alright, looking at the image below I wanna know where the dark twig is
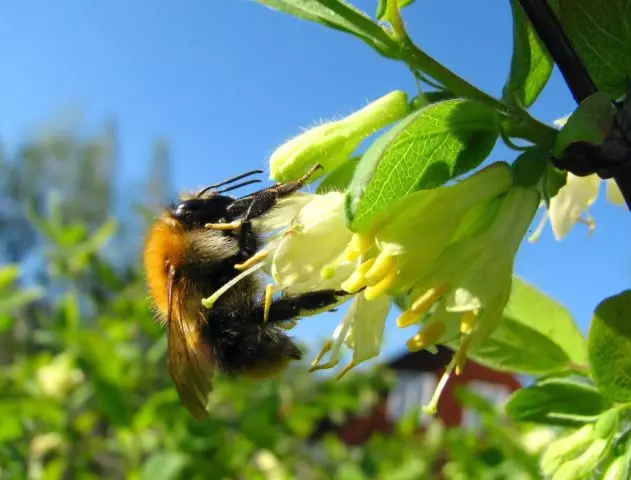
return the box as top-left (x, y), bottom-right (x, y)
top-left (518, 0), bottom-right (631, 210)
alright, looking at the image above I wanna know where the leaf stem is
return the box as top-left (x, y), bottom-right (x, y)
top-left (399, 39), bottom-right (558, 146)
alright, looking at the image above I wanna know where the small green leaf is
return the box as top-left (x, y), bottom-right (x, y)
top-left (512, 146), bottom-right (549, 187)
top-left (141, 452), bottom-right (188, 480)
top-left (503, 0), bottom-right (554, 108)
top-left (588, 290), bottom-right (631, 403)
top-left (560, 0), bottom-right (631, 99)
top-left (554, 92), bottom-right (617, 156)
top-left (345, 99), bottom-right (498, 232)
top-left (506, 377), bottom-right (609, 426)
top-left (0, 287), bottom-right (43, 315)
top-left (256, 0), bottom-right (396, 56)
top-left (316, 157), bottom-right (360, 193)
top-left (376, 0), bottom-right (415, 21)
top-left (0, 265), bottom-right (20, 291)
top-left (463, 277), bottom-right (587, 374)
top-left (93, 378), bottom-right (130, 426)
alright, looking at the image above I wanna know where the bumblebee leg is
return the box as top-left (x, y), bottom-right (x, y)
top-left (257, 289), bottom-right (351, 325)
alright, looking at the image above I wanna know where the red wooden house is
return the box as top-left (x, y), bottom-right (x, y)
top-left (315, 346), bottom-right (522, 446)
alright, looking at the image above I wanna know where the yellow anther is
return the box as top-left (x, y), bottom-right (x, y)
top-left (364, 268), bottom-right (398, 300)
top-left (263, 284), bottom-right (275, 323)
top-left (454, 335), bottom-right (473, 376)
top-left (397, 309), bottom-right (421, 328)
top-left (357, 257), bottom-right (376, 275)
top-left (460, 310), bottom-right (478, 335)
top-left (310, 341), bottom-right (333, 367)
top-left (406, 321), bottom-right (446, 352)
top-left (341, 233), bottom-right (373, 262)
top-left (364, 253), bottom-right (396, 285)
top-left (410, 284), bottom-right (450, 315)
top-left (341, 270), bottom-right (368, 294)
top-left (235, 250), bottom-right (270, 271)
top-left (205, 220), bottom-right (242, 231)
top-left (336, 361), bottom-right (357, 380)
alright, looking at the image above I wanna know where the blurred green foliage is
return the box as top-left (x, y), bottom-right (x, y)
top-left (0, 118), bottom-right (546, 479)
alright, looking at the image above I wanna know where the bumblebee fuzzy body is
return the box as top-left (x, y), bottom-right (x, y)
top-left (143, 167), bottom-right (347, 419)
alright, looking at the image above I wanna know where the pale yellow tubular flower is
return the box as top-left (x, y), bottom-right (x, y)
top-left (328, 162), bottom-right (514, 301)
top-left (310, 293), bottom-right (392, 376)
top-left (606, 178), bottom-right (625, 206)
top-left (269, 192), bottom-right (355, 293)
top-left (395, 186), bottom-right (540, 413)
top-left (548, 173), bottom-right (601, 240)
top-left (269, 90), bottom-right (410, 183)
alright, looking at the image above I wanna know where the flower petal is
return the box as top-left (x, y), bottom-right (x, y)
top-left (549, 173), bottom-right (601, 240)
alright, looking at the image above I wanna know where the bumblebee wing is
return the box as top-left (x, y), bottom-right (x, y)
top-left (167, 272), bottom-right (214, 420)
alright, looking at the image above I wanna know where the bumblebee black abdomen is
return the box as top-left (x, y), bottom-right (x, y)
top-left (202, 303), bottom-right (302, 379)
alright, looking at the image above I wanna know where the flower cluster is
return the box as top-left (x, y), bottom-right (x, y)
top-left (245, 161), bottom-right (540, 411)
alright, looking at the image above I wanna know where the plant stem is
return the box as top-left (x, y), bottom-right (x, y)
top-left (399, 39), bottom-right (558, 146)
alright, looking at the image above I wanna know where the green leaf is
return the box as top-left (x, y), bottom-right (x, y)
top-left (0, 287), bottom-right (43, 315)
top-left (560, 0), bottom-right (631, 99)
top-left (463, 277), bottom-right (587, 374)
top-left (141, 452), bottom-right (188, 480)
top-left (256, 0), bottom-right (397, 56)
top-left (554, 91), bottom-right (617, 156)
top-left (316, 157), bottom-right (360, 193)
top-left (345, 99), bottom-right (498, 232)
top-left (505, 377), bottom-right (609, 426)
top-left (588, 290), bottom-right (631, 403)
top-left (0, 265), bottom-right (20, 291)
top-left (93, 378), bottom-right (131, 426)
top-left (503, 0), bottom-right (554, 108)
top-left (376, 0), bottom-right (415, 21)
top-left (511, 146), bottom-right (548, 187)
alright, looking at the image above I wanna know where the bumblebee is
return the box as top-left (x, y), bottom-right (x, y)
top-left (143, 164), bottom-right (349, 419)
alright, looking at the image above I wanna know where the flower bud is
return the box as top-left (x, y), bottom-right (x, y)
top-left (541, 424), bottom-right (596, 476)
top-left (269, 90), bottom-right (409, 183)
top-left (603, 455), bottom-right (629, 480)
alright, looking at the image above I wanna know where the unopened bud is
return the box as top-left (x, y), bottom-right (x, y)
top-left (541, 424), bottom-right (595, 476)
top-left (603, 455), bottom-right (630, 480)
top-left (269, 91), bottom-right (409, 183)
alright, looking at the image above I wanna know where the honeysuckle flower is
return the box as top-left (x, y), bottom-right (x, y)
top-left (269, 90), bottom-right (410, 183)
top-left (269, 191), bottom-right (355, 293)
top-left (309, 293), bottom-right (392, 378)
top-left (529, 173), bottom-right (625, 242)
top-left (324, 162), bottom-right (515, 301)
top-left (36, 353), bottom-right (84, 400)
top-left (397, 186), bottom-right (540, 413)
top-left (529, 113), bottom-right (626, 242)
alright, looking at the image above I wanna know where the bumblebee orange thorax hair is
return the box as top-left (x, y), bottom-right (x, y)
top-left (144, 217), bottom-right (186, 320)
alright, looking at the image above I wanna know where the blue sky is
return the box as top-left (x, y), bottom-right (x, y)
top-left (1, 1), bottom-right (629, 365)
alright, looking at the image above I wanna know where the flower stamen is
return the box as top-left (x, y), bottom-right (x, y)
top-left (459, 310), bottom-right (478, 335)
top-left (409, 284), bottom-right (450, 316)
top-left (364, 268), bottom-right (398, 300)
top-left (364, 253), bottom-right (396, 285)
top-left (235, 250), bottom-right (270, 271)
top-left (406, 321), bottom-right (446, 352)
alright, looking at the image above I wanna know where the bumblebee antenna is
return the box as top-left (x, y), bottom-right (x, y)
top-left (196, 169), bottom-right (264, 197)
top-left (216, 179), bottom-right (263, 194)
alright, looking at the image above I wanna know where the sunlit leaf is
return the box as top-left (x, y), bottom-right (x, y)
top-left (560, 0), bottom-right (631, 99)
top-left (503, 0), bottom-right (553, 108)
top-left (461, 277), bottom-right (587, 374)
top-left (588, 289), bottom-right (631, 402)
top-left (256, 0), bottom-right (397, 56)
top-left (505, 377), bottom-right (608, 426)
top-left (141, 452), bottom-right (189, 480)
top-left (345, 99), bottom-right (498, 232)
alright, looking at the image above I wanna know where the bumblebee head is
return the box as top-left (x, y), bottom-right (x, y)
top-left (172, 195), bottom-right (235, 228)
